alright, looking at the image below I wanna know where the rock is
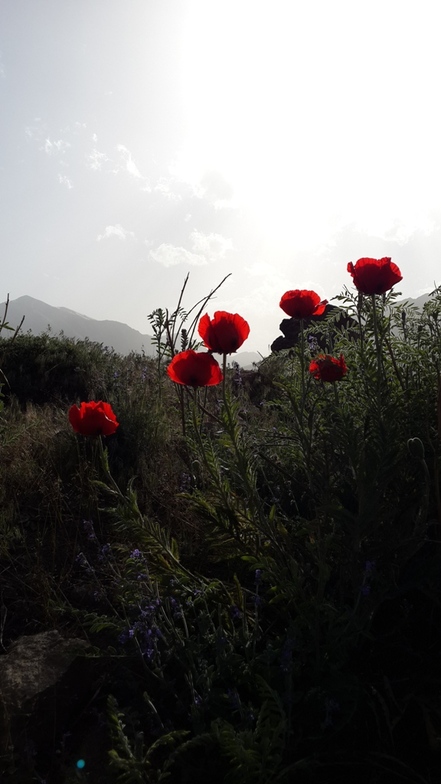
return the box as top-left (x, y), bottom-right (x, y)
top-left (271, 304), bottom-right (358, 353)
top-left (0, 630), bottom-right (90, 714)
top-left (0, 630), bottom-right (92, 780)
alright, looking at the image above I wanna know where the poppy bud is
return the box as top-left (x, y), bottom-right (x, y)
top-left (407, 437), bottom-right (425, 460)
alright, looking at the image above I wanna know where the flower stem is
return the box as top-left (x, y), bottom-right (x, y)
top-left (97, 435), bottom-right (125, 499)
top-left (299, 318), bottom-right (306, 407)
top-left (222, 352), bottom-right (227, 399)
top-left (179, 386), bottom-right (186, 438)
top-left (371, 294), bottom-right (383, 380)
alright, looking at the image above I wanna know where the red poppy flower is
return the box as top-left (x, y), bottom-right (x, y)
top-left (198, 311), bottom-right (250, 354)
top-left (69, 400), bottom-right (119, 436)
top-left (347, 257), bottom-right (402, 295)
top-left (309, 354), bottom-right (347, 383)
top-left (167, 350), bottom-right (223, 387)
top-left (279, 290), bottom-right (328, 319)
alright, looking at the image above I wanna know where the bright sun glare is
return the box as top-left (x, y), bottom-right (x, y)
top-left (177, 1), bottom-right (440, 249)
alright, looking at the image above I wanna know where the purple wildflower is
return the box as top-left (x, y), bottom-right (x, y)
top-left (82, 519), bottom-right (97, 541)
top-left (98, 543), bottom-right (111, 562)
top-left (179, 472), bottom-right (192, 492)
top-left (75, 552), bottom-right (94, 575)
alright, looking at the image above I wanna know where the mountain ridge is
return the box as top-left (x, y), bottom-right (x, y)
top-left (1, 293), bottom-right (434, 369)
top-left (0, 295), bottom-right (263, 368)
top-left (1, 295), bottom-right (157, 357)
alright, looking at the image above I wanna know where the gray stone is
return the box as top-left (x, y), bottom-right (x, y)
top-left (0, 630), bottom-right (90, 715)
top-left (0, 630), bottom-right (92, 776)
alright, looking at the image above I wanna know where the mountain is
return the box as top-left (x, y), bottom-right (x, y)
top-left (226, 351), bottom-right (264, 369)
top-left (6, 292), bottom-right (429, 368)
top-left (398, 292), bottom-right (434, 309)
top-left (0, 296), bottom-right (263, 368)
top-left (1, 296), bottom-right (156, 357)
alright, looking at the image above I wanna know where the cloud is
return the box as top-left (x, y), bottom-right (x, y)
top-left (148, 230), bottom-right (232, 268)
top-left (60, 121), bottom-right (86, 135)
top-left (154, 178), bottom-right (182, 201)
top-left (190, 230), bottom-right (233, 259)
top-left (115, 144), bottom-right (142, 179)
top-left (58, 173), bottom-right (73, 189)
top-left (24, 118), bottom-right (46, 140)
top-left (96, 224), bottom-right (135, 241)
top-left (84, 142), bottom-right (151, 187)
top-left (86, 148), bottom-right (110, 171)
top-left (149, 243), bottom-right (206, 268)
top-left (43, 138), bottom-right (71, 156)
top-left (170, 158), bottom-right (235, 206)
top-left (200, 170), bottom-right (234, 202)
top-left (371, 216), bottom-right (437, 246)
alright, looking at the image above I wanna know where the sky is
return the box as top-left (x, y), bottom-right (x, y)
top-left (1, 0), bottom-right (441, 355)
